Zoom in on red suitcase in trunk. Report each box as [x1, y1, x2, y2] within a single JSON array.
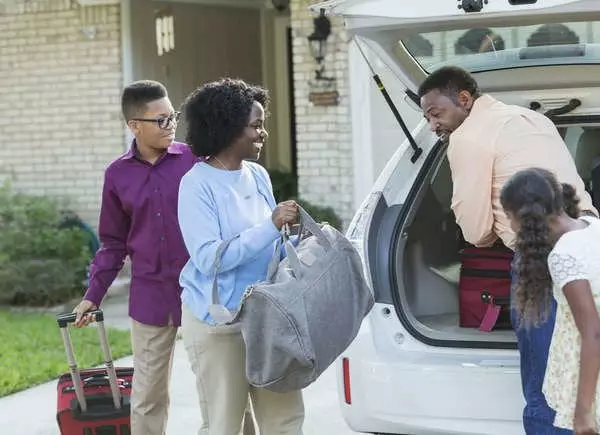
[[56, 309, 132, 435], [458, 246, 514, 331]]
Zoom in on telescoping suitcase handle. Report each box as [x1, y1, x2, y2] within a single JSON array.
[[56, 309, 122, 413]]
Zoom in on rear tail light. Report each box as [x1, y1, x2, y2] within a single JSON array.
[[342, 357, 351, 404]]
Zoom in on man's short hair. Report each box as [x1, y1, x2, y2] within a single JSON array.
[[417, 66, 481, 101], [121, 80, 168, 121]]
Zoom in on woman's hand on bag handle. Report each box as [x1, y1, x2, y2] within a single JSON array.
[[272, 200, 299, 230], [72, 299, 98, 328]]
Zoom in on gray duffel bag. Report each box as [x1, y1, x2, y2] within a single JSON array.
[[208, 207, 374, 393]]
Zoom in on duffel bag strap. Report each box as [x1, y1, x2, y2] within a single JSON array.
[[278, 207, 333, 280], [208, 238, 238, 324], [266, 234, 285, 282], [296, 206, 332, 250], [209, 234, 286, 324]]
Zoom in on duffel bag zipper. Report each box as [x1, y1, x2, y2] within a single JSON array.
[[242, 285, 255, 301]]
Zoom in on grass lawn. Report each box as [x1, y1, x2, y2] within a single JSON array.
[[0, 310, 132, 397]]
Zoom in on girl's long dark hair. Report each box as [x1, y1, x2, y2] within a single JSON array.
[[500, 168, 581, 328]]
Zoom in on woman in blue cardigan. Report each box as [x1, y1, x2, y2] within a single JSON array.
[[177, 78, 304, 435]]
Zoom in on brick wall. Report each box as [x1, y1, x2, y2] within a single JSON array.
[[0, 1, 123, 228], [290, 0, 354, 227]]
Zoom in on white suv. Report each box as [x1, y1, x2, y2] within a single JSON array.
[[319, 0, 600, 434]]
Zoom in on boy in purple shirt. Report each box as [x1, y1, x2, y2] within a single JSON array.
[[72, 80, 198, 435]]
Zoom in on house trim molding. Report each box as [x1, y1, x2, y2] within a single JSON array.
[[120, 0, 134, 149], [157, 0, 267, 9]]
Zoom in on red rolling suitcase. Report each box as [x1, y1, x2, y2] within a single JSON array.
[[56, 309, 132, 435], [458, 246, 514, 331]]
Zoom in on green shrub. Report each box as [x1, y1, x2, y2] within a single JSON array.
[[268, 168, 298, 202], [295, 198, 343, 231], [0, 183, 91, 306], [266, 169, 343, 231]]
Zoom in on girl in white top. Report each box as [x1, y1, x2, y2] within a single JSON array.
[[500, 167, 600, 435]]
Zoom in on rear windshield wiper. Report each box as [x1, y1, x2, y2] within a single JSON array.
[[353, 38, 423, 163]]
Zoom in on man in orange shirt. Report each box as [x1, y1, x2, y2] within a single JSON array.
[[418, 66, 596, 434]]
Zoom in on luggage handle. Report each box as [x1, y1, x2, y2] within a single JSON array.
[[274, 206, 331, 280], [294, 206, 331, 249], [62, 374, 131, 393], [57, 309, 103, 327], [56, 309, 122, 413], [479, 291, 511, 332], [81, 373, 131, 389], [481, 291, 510, 307], [265, 206, 332, 282]]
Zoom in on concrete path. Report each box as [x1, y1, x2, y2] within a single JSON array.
[[0, 291, 358, 434]]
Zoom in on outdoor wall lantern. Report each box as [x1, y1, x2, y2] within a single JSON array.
[[307, 8, 338, 106], [307, 8, 331, 81]]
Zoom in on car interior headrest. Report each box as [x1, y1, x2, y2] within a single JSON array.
[[575, 128, 600, 181]]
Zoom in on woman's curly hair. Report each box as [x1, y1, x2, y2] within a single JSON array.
[[182, 78, 269, 157], [500, 167, 581, 328]]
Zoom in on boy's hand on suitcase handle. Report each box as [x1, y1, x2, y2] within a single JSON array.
[[73, 299, 98, 327]]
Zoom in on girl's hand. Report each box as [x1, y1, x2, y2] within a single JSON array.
[[574, 408, 597, 435]]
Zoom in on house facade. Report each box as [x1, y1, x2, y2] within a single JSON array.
[[1, 0, 592, 230], [0, 0, 359, 229]]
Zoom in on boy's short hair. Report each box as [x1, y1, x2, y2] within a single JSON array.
[[121, 80, 168, 121]]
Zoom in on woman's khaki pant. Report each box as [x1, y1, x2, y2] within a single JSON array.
[[181, 307, 305, 435]]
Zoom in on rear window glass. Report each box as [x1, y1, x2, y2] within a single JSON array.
[[399, 21, 600, 73]]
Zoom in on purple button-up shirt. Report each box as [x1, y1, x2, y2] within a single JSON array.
[[85, 141, 199, 327]]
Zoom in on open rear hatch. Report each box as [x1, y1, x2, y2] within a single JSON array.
[[320, 0, 600, 91], [319, 0, 600, 348]]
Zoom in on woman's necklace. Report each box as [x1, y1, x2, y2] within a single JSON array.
[[211, 156, 230, 171]]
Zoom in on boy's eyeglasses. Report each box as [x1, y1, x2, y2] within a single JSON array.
[[131, 111, 181, 130]]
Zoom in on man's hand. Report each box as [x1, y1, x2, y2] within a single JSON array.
[[72, 299, 98, 328]]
